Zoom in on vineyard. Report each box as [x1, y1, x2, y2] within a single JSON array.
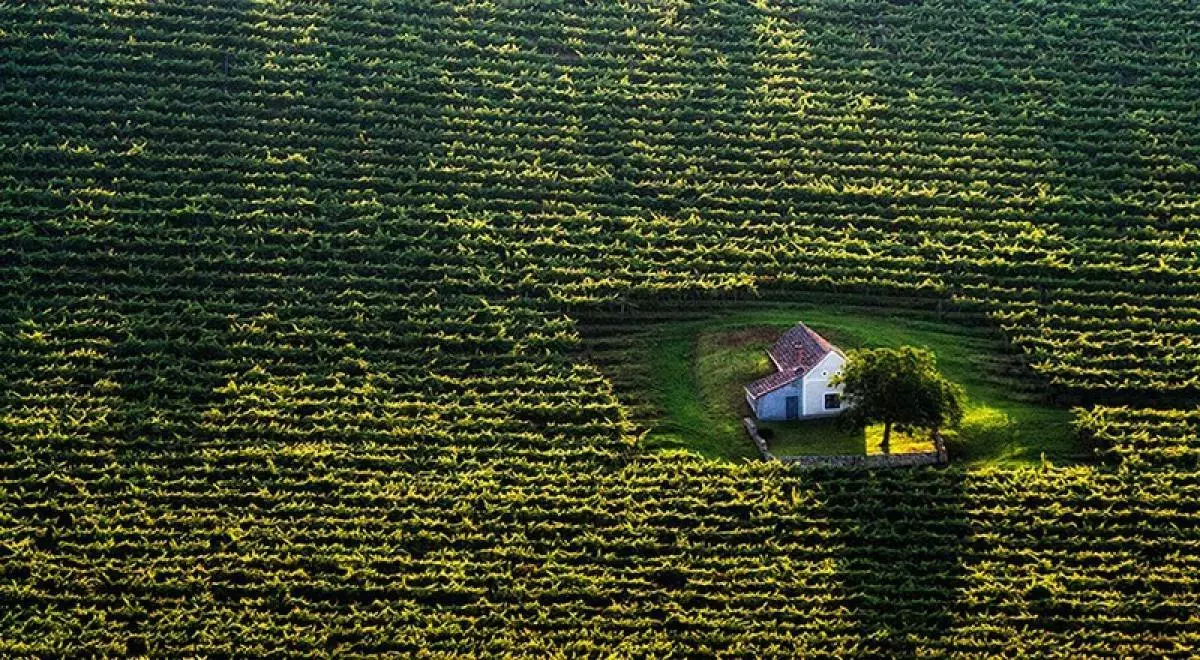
[[1, 0, 1198, 656]]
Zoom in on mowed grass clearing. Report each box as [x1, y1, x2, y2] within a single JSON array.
[[643, 307, 1084, 466]]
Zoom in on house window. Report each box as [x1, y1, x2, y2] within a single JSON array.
[[824, 393, 841, 410]]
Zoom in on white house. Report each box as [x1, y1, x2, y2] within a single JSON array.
[[745, 323, 848, 421]]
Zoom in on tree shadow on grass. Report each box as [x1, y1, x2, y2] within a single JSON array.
[[761, 417, 870, 456], [806, 467, 969, 656]]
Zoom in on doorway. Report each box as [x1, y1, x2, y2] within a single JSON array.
[[785, 396, 800, 420]]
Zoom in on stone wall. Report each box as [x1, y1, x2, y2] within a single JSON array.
[[742, 417, 775, 460], [742, 417, 948, 469]]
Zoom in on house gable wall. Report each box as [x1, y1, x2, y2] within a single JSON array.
[[801, 351, 847, 417]]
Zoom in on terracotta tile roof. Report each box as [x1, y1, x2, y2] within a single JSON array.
[[745, 323, 839, 399], [768, 322, 836, 373], [745, 369, 798, 399]]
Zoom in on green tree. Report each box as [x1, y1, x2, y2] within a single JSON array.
[[832, 346, 965, 455]]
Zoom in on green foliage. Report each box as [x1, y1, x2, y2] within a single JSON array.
[[834, 346, 966, 453], [1074, 405, 1200, 470]]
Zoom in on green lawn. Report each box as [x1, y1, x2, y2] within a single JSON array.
[[642, 307, 1085, 466], [758, 417, 934, 456]]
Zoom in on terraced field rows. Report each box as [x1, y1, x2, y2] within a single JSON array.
[[1, 0, 1198, 655], [1081, 406, 1200, 470], [3, 455, 1200, 655], [4, 1, 1199, 393]]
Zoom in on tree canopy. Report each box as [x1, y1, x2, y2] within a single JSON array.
[[832, 346, 966, 454]]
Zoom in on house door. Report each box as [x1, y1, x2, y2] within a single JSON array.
[[785, 396, 800, 420]]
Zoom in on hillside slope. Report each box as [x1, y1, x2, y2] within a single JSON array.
[[1, 1, 1198, 655]]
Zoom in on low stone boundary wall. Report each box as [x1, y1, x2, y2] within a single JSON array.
[[776, 450, 943, 469], [743, 417, 774, 460], [743, 417, 948, 469]]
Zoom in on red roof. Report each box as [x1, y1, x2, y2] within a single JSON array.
[[745, 323, 839, 399], [768, 322, 836, 373], [745, 369, 798, 398]]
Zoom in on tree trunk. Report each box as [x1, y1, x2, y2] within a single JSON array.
[[882, 420, 892, 455]]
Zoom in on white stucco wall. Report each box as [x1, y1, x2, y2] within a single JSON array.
[[801, 351, 846, 417]]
